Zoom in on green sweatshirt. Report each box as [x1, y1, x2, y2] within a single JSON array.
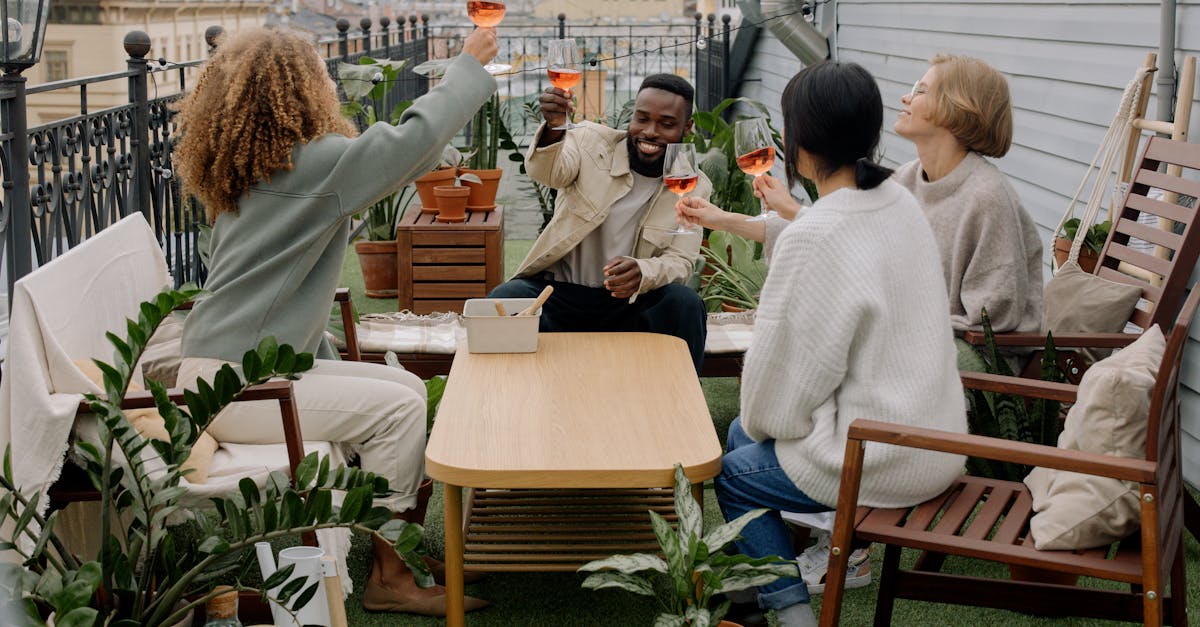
[[182, 54, 496, 361]]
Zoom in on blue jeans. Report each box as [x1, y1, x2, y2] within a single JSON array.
[[714, 417, 831, 610]]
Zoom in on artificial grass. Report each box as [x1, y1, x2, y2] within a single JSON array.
[[336, 242, 1200, 626]]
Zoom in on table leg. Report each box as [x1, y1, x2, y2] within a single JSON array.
[[444, 483, 465, 627]]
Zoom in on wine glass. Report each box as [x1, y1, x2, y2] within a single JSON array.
[[546, 39, 582, 130], [735, 117, 777, 222], [663, 143, 701, 235], [467, 0, 511, 74]]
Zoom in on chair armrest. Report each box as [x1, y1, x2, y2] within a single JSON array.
[[846, 419, 1155, 484], [78, 380, 306, 478], [334, 288, 362, 361], [959, 371, 1079, 402], [960, 330, 1139, 349]]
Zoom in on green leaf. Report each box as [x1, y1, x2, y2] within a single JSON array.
[[703, 508, 768, 550], [653, 614, 687, 627], [257, 336, 280, 372], [53, 607, 98, 627], [50, 579, 96, 616], [277, 575, 306, 603], [578, 553, 667, 574], [3, 446, 11, 482], [294, 453, 319, 490], [262, 563, 297, 591], [198, 536, 229, 555], [579, 571, 657, 596], [339, 486, 367, 523], [673, 465, 702, 540], [291, 581, 320, 612]]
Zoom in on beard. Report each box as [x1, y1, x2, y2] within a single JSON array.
[[626, 135, 666, 178]]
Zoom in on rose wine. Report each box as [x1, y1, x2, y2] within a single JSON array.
[[736, 146, 775, 176], [664, 175, 698, 195], [548, 67, 582, 90], [467, 0, 505, 27]]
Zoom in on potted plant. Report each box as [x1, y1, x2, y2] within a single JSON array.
[[0, 288, 434, 626], [461, 93, 516, 212], [578, 464, 797, 627], [339, 57, 417, 297], [415, 144, 468, 214], [432, 168, 482, 224], [699, 231, 768, 312], [1054, 217, 1111, 272]]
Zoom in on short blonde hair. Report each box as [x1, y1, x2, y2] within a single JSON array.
[[927, 54, 1012, 158], [173, 27, 356, 221]]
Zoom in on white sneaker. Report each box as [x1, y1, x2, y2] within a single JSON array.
[[797, 532, 871, 594]]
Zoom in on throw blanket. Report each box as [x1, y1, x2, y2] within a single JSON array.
[[0, 214, 170, 517]]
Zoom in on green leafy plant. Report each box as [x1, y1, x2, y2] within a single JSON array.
[[467, 94, 517, 172], [578, 464, 797, 626], [960, 309, 1068, 482], [699, 230, 768, 312], [1059, 218, 1112, 255], [0, 288, 432, 626], [339, 57, 419, 241]]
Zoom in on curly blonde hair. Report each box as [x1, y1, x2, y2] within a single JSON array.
[[173, 27, 356, 221]]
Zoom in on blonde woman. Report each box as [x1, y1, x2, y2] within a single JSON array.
[[173, 26, 497, 616]]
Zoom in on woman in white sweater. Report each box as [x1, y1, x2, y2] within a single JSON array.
[[678, 62, 966, 627]]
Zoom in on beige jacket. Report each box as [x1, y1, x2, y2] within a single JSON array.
[[514, 121, 712, 297]]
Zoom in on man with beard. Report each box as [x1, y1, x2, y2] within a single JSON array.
[[489, 74, 711, 373]]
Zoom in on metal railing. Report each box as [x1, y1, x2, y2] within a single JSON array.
[[1, 14, 732, 301]]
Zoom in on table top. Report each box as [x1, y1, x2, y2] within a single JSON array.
[[425, 332, 723, 488], [399, 204, 504, 230]]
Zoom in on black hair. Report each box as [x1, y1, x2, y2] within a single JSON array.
[[638, 73, 694, 118], [781, 61, 892, 190]]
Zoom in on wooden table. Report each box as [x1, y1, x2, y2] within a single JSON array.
[[425, 332, 723, 626], [395, 204, 504, 314]]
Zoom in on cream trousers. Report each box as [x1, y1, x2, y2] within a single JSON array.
[[177, 357, 428, 512]]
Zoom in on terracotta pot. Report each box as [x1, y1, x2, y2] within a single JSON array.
[[1053, 236, 1099, 273], [461, 168, 503, 211], [433, 185, 471, 223], [1008, 563, 1080, 587], [354, 239, 398, 298], [718, 622, 743, 627], [415, 167, 457, 213], [720, 302, 748, 313]]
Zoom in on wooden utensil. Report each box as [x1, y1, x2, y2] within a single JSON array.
[[494, 302, 508, 316], [517, 285, 554, 316]]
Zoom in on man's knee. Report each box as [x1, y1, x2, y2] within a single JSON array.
[[489, 278, 543, 299], [655, 284, 706, 314]]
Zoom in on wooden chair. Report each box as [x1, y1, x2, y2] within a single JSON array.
[[962, 136, 1200, 380], [819, 288, 1198, 627]]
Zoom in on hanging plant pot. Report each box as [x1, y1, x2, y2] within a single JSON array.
[[1053, 237, 1100, 273], [433, 186, 471, 223], [354, 239, 398, 298], [461, 168, 503, 211], [415, 167, 458, 214]]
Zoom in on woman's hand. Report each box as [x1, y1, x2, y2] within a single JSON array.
[[676, 196, 729, 230], [753, 174, 803, 220], [462, 27, 499, 67]]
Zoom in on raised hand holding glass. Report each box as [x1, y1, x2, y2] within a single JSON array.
[[467, 0, 511, 74], [664, 143, 701, 235], [547, 39, 582, 130], [735, 117, 778, 222]]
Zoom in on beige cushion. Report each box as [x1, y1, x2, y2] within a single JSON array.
[[1024, 325, 1165, 550], [1043, 261, 1143, 361], [74, 358, 218, 484]]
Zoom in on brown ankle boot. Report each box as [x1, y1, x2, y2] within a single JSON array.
[[362, 572, 490, 616], [423, 555, 486, 585], [396, 478, 434, 524]]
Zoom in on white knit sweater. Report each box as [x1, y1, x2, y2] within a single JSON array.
[[740, 180, 967, 509]]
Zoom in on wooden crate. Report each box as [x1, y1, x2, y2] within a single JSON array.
[[396, 204, 504, 314]]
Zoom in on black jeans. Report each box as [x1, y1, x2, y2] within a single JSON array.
[[489, 276, 707, 374]]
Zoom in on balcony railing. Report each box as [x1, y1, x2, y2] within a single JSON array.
[[1, 15, 733, 302]]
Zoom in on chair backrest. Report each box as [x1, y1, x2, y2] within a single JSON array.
[[1094, 137, 1200, 332], [1146, 286, 1199, 558]]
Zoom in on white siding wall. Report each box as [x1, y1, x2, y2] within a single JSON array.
[[735, 0, 1200, 488]]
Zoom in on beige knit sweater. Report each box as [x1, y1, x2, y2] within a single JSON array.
[[740, 180, 967, 509], [893, 152, 1043, 334]]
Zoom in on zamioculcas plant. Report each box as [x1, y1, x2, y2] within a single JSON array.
[[0, 287, 432, 626], [578, 464, 798, 627]]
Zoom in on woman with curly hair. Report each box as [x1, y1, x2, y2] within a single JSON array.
[[174, 26, 498, 616]]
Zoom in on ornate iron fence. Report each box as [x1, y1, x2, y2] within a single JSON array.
[[1, 14, 731, 302]]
